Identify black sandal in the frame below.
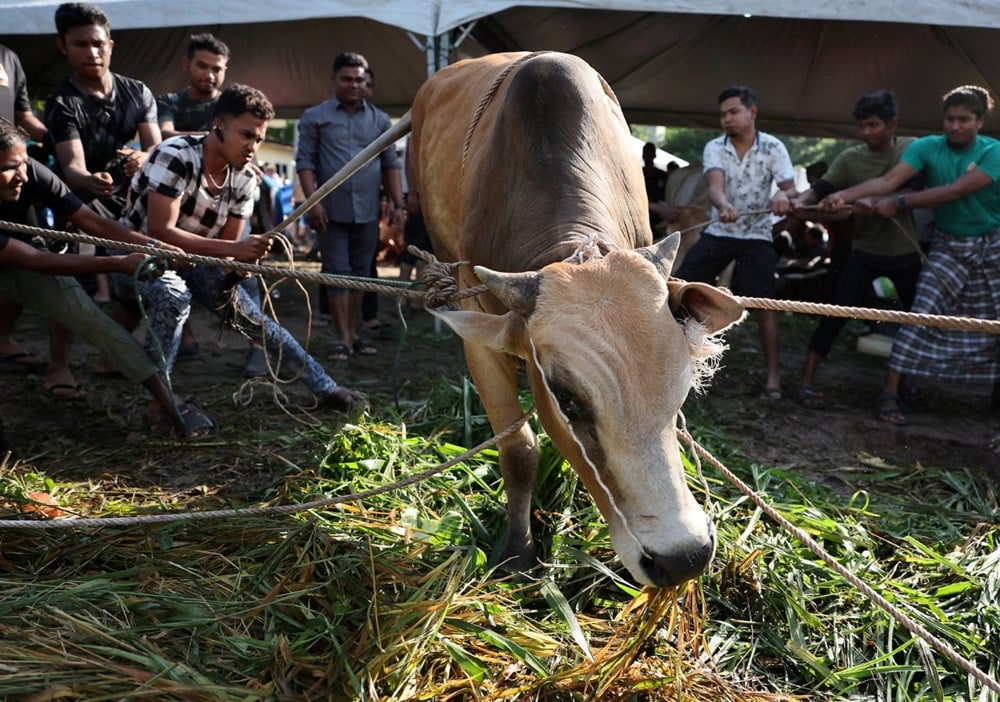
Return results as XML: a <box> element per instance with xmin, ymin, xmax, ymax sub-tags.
<box><xmin>150</xmin><ymin>401</ymin><xmax>218</xmax><ymax>439</ymax></box>
<box><xmin>352</xmin><ymin>338</ymin><xmax>377</xmax><ymax>356</ymax></box>
<box><xmin>876</xmin><ymin>392</ymin><xmax>908</xmax><ymax>426</ymax></box>
<box><xmin>329</xmin><ymin>342</ymin><xmax>352</xmax><ymax>361</ymax></box>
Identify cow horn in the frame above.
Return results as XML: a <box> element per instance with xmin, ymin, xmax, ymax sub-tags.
<box><xmin>474</xmin><ymin>266</ymin><xmax>541</xmax><ymax>318</ymax></box>
<box><xmin>635</xmin><ymin>231</ymin><xmax>681</xmax><ymax>279</ymax></box>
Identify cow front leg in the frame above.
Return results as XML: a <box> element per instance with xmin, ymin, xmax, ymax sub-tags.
<box><xmin>497</xmin><ymin>423</ymin><xmax>540</xmax><ymax>572</ymax></box>
<box><xmin>463</xmin><ymin>342</ymin><xmax>540</xmax><ymax>574</ymax></box>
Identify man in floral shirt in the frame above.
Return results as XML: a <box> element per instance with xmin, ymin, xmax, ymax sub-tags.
<box><xmin>675</xmin><ymin>85</ymin><xmax>796</xmax><ymax>400</ymax></box>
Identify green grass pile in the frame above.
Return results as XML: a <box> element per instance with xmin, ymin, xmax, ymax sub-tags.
<box><xmin>0</xmin><ymin>382</ymin><xmax>997</xmax><ymax>700</ymax></box>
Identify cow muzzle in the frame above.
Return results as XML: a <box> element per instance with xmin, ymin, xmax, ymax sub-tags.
<box><xmin>639</xmin><ymin>540</ymin><xmax>714</xmax><ymax>588</ymax></box>
<box><xmin>617</xmin><ymin>515</ymin><xmax>716</xmax><ymax>588</ymax></box>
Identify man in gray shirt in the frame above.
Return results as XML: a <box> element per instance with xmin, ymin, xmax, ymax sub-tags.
<box><xmin>295</xmin><ymin>52</ymin><xmax>403</xmax><ymax>361</ymax></box>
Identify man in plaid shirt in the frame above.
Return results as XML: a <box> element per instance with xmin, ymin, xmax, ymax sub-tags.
<box><xmin>112</xmin><ymin>84</ymin><xmax>364</xmax><ymax>428</ymax></box>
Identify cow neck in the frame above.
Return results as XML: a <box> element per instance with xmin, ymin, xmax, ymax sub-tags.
<box><xmin>526</xmin><ymin>335</ymin><xmax>650</xmax><ymax>560</ymax></box>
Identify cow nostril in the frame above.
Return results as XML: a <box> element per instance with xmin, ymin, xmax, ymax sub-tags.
<box><xmin>639</xmin><ymin>542</ymin><xmax>714</xmax><ymax>588</ymax></box>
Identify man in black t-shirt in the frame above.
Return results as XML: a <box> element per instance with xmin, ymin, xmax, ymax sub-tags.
<box><xmin>157</xmin><ymin>33</ymin><xmax>229</xmax><ymax>138</ymax></box>
<box><xmin>39</xmin><ymin>3</ymin><xmax>162</xmax><ymax>385</ymax></box>
<box><xmin>45</xmin><ymin>3</ymin><xmax>160</xmax><ymax>220</ymax></box>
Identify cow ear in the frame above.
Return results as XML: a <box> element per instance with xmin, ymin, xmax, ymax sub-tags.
<box><xmin>666</xmin><ymin>279</ymin><xmax>746</xmax><ymax>335</ymax></box>
<box><xmin>474</xmin><ymin>267</ymin><xmax>541</xmax><ymax>318</ymax></box>
<box><xmin>428</xmin><ymin>308</ymin><xmax>530</xmax><ymax>357</ymax></box>
<box><xmin>635</xmin><ymin>231</ymin><xmax>680</xmax><ymax>278</ymax></box>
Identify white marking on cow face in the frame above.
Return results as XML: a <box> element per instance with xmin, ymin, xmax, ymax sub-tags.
<box><xmin>520</xmin><ymin>250</ymin><xmax>716</xmax><ymax>587</ymax></box>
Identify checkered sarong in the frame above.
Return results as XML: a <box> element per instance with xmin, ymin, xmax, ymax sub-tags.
<box><xmin>889</xmin><ymin>227</ymin><xmax>1000</xmax><ymax>383</ymax></box>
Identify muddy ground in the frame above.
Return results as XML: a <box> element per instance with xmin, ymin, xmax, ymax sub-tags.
<box><xmin>2</xmin><ymin>261</ymin><xmax>999</xmax><ymax>495</ymax></box>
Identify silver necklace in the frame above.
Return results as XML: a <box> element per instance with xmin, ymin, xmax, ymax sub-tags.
<box><xmin>204</xmin><ymin>164</ymin><xmax>229</xmax><ymax>190</ymax></box>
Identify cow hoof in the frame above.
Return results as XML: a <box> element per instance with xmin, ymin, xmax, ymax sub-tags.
<box><xmin>494</xmin><ymin>548</ymin><xmax>540</xmax><ymax>579</ymax></box>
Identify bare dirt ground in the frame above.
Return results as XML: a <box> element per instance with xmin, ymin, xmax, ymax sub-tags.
<box><xmin>2</xmin><ymin>261</ymin><xmax>999</xmax><ymax>494</ymax></box>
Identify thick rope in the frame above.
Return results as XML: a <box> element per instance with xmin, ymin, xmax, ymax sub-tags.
<box><xmin>8</xmin><ymin>220</ymin><xmax>999</xmax><ymax>335</ymax></box>
<box><xmin>734</xmin><ymin>296</ymin><xmax>1000</xmax><ymax>333</ymax></box>
<box><xmin>0</xmin><ymin>407</ymin><xmax>535</xmax><ymax>529</ymax></box>
<box><xmin>0</xmin><ymin>220</ymin><xmax>449</xmax><ymax>302</ymax></box>
<box><xmin>407</xmin><ymin>244</ymin><xmax>486</xmax><ymax>308</ymax></box>
<box><xmin>662</xmin><ymin>206</ymin><xmax>1000</xmax><ymax>333</ymax></box>
<box><xmin>677</xmin><ymin>428</ymin><xmax>1000</xmax><ymax>695</ymax></box>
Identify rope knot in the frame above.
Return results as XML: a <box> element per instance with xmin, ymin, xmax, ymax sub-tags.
<box><xmin>409</xmin><ymin>245</ymin><xmax>467</xmax><ymax>309</ymax></box>
<box><xmin>563</xmin><ymin>233</ymin><xmax>603</xmax><ymax>264</ymax></box>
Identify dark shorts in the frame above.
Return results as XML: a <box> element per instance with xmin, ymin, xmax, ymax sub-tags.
<box><xmin>674</xmin><ymin>234</ymin><xmax>778</xmax><ymax>298</ymax></box>
<box><xmin>317</xmin><ymin>220</ymin><xmax>380</xmax><ymax>295</ymax></box>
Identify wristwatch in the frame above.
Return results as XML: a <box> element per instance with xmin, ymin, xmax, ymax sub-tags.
<box><xmin>895</xmin><ymin>194</ymin><xmax>908</xmax><ymax>209</ymax></box>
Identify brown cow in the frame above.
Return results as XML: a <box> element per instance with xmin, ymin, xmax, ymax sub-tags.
<box><xmin>407</xmin><ymin>52</ymin><xmax>745</xmax><ymax>587</ymax></box>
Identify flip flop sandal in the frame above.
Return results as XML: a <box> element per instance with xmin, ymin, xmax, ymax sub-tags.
<box><xmin>352</xmin><ymin>338</ymin><xmax>377</xmax><ymax>356</ymax></box>
<box><xmin>876</xmin><ymin>392</ymin><xmax>908</xmax><ymax>426</ymax></box>
<box><xmin>329</xmin><ymin>342</ymin><xmax>353</xmax><ymax>361</ymax></box>
<box><xmin>759</xmin><ymin>386</ymin><xmax>782</xmax><ymax>401</ymax></box>
<box><xmin>174</xmin><ymin>401</ymin><xmax>218</xmax><ymax>439</ymax></box>
<box><xmin>148</xmin><ymin>402</ymin><xmax>216</xmax><ymax>439</ymax></box>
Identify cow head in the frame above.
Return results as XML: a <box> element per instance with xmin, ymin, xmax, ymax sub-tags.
<box><xmin>431</xmin><ymin>234</ymin><xmax>745</xmax><ymax>587</ymax></box>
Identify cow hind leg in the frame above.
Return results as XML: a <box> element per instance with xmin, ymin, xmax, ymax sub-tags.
<box><xmin>463</xmin><ymin>342</ymin><xmax>541</xmax><ymax>574</ymax></box>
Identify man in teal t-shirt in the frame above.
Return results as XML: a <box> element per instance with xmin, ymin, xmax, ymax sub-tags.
<box><xmin>897</xmin><ymin>133</ymin><xmax>1000</xmax><ymax>237</ymax></box>
<box><xmin>820</xmin><ymin>84</ymin><xmax>1000</xmax><ymax>426</ymax></box>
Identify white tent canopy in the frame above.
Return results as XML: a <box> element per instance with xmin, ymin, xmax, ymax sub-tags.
<box><xmin>2</xmin><ymin>1</ymin><xmax>999</xmax><ymax>136</ymax></box>
<box><xmin>5</xmin><ymin>1</ymin><xmax>999</xmax><ymax>35</ymax></box>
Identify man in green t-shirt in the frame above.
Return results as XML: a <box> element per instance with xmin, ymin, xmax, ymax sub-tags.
<box><xmin>790</xmin><ymin>90</ymin><xmax>923</xmax><ymax>407</ymax></box>
<box><xmin>820</xmin><ymin>85</ymin><xmax>1000</xmax><ymax>426</ymax></box>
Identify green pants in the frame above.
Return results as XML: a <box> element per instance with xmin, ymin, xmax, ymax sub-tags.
<box><xmin>0</xmin><ymin>268</ymin><xmax>158</xmax><ymax>384</ymax></box>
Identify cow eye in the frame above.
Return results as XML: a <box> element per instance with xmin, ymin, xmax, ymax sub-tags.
<box><xmin>552</xmin><ymin>386</ymin><xmax>590</xmax><ymax>422</ymax></box>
